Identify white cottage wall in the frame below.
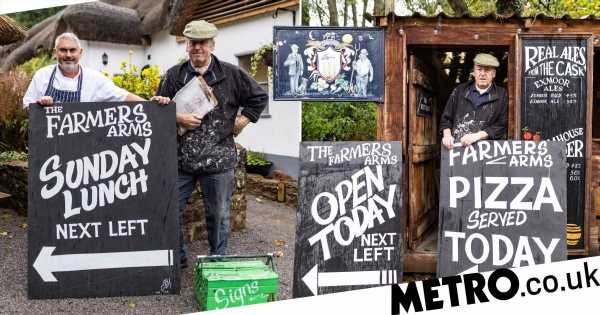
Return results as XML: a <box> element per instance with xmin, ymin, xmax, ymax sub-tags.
<box><xmin>79</xmin><ymin>40</ymin><xmax>145</xmax><ymax>75</ymax></box>
<box><xmin>145</xmin><ymin>29</ymin><xmax>187</xmax><ymax>74</ymax></box>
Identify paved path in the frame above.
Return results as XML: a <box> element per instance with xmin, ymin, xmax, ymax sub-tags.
<box><xmin>0</xmin><ymin>196</ymin><xmax>296</xmax><ymax>314</ymax></box>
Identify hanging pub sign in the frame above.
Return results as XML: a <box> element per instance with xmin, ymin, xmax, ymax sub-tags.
<box><xmin>518</xmin><ymin>35</ymin><xmax>592</xmax><ymax>251</ymax></box>
<box><xmin>437</xmin><ymin>141</ymin><xmax>567</xmax><ymax>277</ymax></box>
<box><xmin>293</xmin><ymin>141</ymin><xmax>403</xmax><ymax>297</ymax></box>
<box><xmin>273</xmin><ymin>26</ymin><xmax>384</xmax><ymax>102</ymax></box>
<box><xmin>27</xmin><ymin>102</ymin><xmax>179</xmax><ymax>299</ymax></box>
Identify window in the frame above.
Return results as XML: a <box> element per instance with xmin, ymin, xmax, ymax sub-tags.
<box><xmin>238</xmin><ymin>53</ymin><xmax>269</xmax><ymax>117</ymax></box>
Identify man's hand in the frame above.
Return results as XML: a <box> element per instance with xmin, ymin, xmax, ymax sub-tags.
<box><xmin>460</xmin><ymin>131</ymin><xmax>488</xmax><ymax>147</ymax></box>
<box><xmin>150</xmin><ymin>96</ymin><xmax>171</xmax><ymax>106</ymax></box>
<box><xmin>442</xmin><ymin>128</ymin><xmax>454</xmax><ymax>150</ymax></box>
<box><xmin>176</xmin><ymin>113</ymin><xmax>202</xmax><ymax>130</ymax></box>
<box><xmin>37</xmin><ymin>96</ymin><xmax>54</xmax><ymax>106</ymax></box>
<box><xmin>442</xmin><ymin>135</ymin><xmax>455</xmax><ymax>150</ymax></box>
<box><xmin>233</xmin><ymin>116</ymin><xmax>250</xmax><ymax>136</ymax></box>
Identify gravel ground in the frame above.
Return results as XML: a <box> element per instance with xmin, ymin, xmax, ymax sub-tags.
<box><xmin>0</xmin><ymin>195</ymin><xmax>296</xmax><ymax>314</ymax></box>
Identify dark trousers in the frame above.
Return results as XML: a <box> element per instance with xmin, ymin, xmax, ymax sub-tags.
<box><xmin>177</xmin><ymin>168</ymin><xmax>235</xmax><ymax>260</ymax></box>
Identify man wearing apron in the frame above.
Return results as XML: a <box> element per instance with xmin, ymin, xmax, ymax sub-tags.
<box><xmin>23</xmin><ymin>32</ymin><xmax>169</xmax><ymax>107</ymax></box>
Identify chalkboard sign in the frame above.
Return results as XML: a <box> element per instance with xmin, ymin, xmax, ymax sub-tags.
<box><xmin>273</xmin><ymin>27</ymin><xmax>384</xmax><ymax>102</ymax></box>
<box><xmin>519</xmin><ymin>36</ymin><xmax>591</xmax><ymax>250</ymax></box>
<box><xmin>293</xmin><ymin>142</ymin><xmax>403</xmax><ymax>297</ymax></box>
<box><xmin>438</xmin><ymin>141</ymin><xmax>567</xmax><ymax>277</ymax></box>
<box><xmin>28</xmin><ymin>102</ymin><xmax>179</xmax><ymax>299</ymax></box>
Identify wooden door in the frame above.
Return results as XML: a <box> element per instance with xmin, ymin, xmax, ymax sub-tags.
<box><xmin>406</xmin><ymin>55</ymin><xmax>439</xmax><ymax>250</ymax></box>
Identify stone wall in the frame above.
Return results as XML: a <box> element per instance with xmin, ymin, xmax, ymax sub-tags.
<box><xmin>183</xmin><ymin>145</ymin><xmax>247</xmax><ymax>242</ymax></box>
<box><xmin>0</xmin><ymin>160</ymin><xmax>27</xmax><ymax>216</ymax></box>
<box><xmin>246</xmin><ymin>172</ymin><xmax>297</xmax><ymax>208</ymax></box>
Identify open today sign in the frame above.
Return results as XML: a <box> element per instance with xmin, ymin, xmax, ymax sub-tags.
<box><xmin>437</xmin><ymin>141</ymin><xmax>567</xmax><ymax>277</ymax></box>
<box><xmin>294</xmin><ymin>141</ymin><xmax>403</xmax><ymax>297</ymax></box>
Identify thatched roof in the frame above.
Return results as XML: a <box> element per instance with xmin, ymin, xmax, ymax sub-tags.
<box><xmin>170</xmin><ymin>0</ymin><xmax>298</xmax><ymax>35</ymax></box>
<box><xmin>101</xmin><ymin>0</ymin><xmax>172</xmax><ymax>35</ymax></box>
<box><xmin>62</xmin><ymin>2</ymin><xmax>143</xmax><ymax>45</ymax></box>
<box><xmin>0</xmin><ymin>15</ymin><xmax>25</xmax><ymax>45</ymax></box>
<box><xmin>0</xmin><ymin>0</ymin><xmax>172</xmax><ymax>71</ymax></box>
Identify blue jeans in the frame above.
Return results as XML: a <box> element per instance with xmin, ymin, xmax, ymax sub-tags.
<box><xmin>177</xmin><ymin>169</ymin><xmax>235</xmax><ymax>259</ymax></box>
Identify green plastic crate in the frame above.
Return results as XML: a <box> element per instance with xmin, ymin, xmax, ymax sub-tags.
<box><xmin>195</xmin><ymin>254</ymin><xmax>279</xmax><ymax>311</ymax></box>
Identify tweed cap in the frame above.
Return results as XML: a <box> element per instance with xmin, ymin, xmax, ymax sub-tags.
<box><xmin>473</xmin><ymin>53</ymin><xmax>499</xmax><ymax>67</ymax></box>
<box><xmin>183</xmin><ymin>20</ymin><xmax>218</xmax><ymax>40</ymax></box>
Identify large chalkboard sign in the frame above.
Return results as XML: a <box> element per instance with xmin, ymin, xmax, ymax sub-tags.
<box><xmin>293</xmin><ymin>142</ymin><xmax>402</xmax><ymax>297</ymax></box>
<box><xmin>519</xmin><ymin>35</ymin><xmax>591</xmax><ymax>250</ymax></box>
<box><xmin>438</xmin><ymin>141</ymin><xmax>567</xmax><ymax>277</ymax></box>
<box><xmin>28</xmin><ymin>102</ymin><xmax>179</xmax><ymax>299</ymax></box>
<box><xmin>273</xmin><ymin>26</ymin><xmax>384</xmax><ymax>102</ymax></box>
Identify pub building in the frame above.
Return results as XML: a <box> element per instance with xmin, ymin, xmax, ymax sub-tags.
<box><xmin>374</xmin><ymin>12</ymin><xmax>600</xmax><ymax>273</ymax></box>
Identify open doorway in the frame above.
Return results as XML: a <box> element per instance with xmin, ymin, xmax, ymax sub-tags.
<box><xmin>405</xmin><ymin>47</ymin><xmax>510</xmax><ymax>262</ymax></box>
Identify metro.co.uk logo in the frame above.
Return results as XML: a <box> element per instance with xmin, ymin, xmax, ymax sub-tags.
<box><xmin>391</xmin><ymin>259</ymin><xmax>600</xmax><ymax>314</ymax></box>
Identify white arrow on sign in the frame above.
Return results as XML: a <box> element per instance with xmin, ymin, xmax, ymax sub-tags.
<box><xmin>33</xmin><ymin>246</ymin><xmax>174</xmax><ymax>282</ymax></box>
<box><xmin>302</xmin><ymin>264</ymin><xmax>398</xmax><ymax>296</ymax></box>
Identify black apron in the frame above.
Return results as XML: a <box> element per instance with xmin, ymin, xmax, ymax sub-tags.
<box><xmin>44</xmin><ymin>65</ymin><xmax>83</xmax><ymax>102</ymax></box>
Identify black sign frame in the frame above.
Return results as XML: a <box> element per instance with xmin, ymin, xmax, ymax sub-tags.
<box><xmin>515</xmin><ymin>33</ymin><xmax>593</xmax><ymax>255</ymax></box>
<box><xmin>293</xmin><ymin>141</ymin><xmax>403</xmax><ymax>298</ymax></box>
<box><xmin>27</xmin><ymin>101</ymin><xmax>180</xmax><ymax>299</ymax></box>
<box><xmin>273</xmin><ymin>26</ymin><xmax>385</xmax><ymax>102</ymax></box>
<box><xmin>437</xmin><ymin>141</ymin><xmax>568</xmax><ymax>277</ymax></box>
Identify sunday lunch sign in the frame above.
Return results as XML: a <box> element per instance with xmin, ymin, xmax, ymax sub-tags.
<box><xmin>438</xmin><ymin>141</ymin><xmax>567</xmax><ymax>277</ymax></box>
<box><xmin>27</xmin><ymin>101</ymin><xmax>179</xmax><ymax>299</ymax></box>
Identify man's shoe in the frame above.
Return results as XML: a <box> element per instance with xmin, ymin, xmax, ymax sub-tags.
<box><xmin>181</xmin><ymin>257</ymin><xmax>189</xmax><ymax>269</ymax></box>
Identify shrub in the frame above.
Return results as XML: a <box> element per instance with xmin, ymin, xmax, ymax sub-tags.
<box><xmin>246</xmin><ymin>151</ymin><xmax>270</xmax><ymax>166</ymax></box>
<box><xmin>0</xmin><ymin>151</ymin><xmax>27</xmax><ymax>163</ymax></box>
<box><xmin>0</xmin><ymin>70</ymin><xmax>30</xmax><ymax>152</ymax></box>
<box><xmin>110</xmin><ymin>59</ymin><xmax>161</xmax><ymax>99</ymax></box>
<box><xmin>301</xmin><ymin>101</ymin><xmax>377</xmax><ymax>141</ymax></box>
<box><xmin>16</xmin><ymin>53</ymin><xmax>56</xmax><ymax>77</ymax></box>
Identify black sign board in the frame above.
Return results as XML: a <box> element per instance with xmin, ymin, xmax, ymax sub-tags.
<box><xmin>28</xmin><ymin>102</ymin><xmax>179</xmax><ymax>299</ymax></box>
<box><xmin>273</xmin><ymin>27</ymin><xmax>384</xmax><ymax>102</ymax></box>
<box><xmin>416</xmin><ymin>87</ymin><xmax>433</xmax><ymax>117</ymax></box>
<box><xmin>519</xmin><ymin>36</ymin><xmax>591</xmax><ymax>250</ymax></box>
<box><xmin>438</xmin><ymin>141</ymin><xmax>567</xmax><ymax>277</ymax></box>
<box><xmin>293</xmin><ymin>141</ymin><xmax>403</xmax><ymax>297</ymax></box>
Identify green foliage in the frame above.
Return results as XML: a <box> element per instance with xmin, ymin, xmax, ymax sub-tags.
<box><xmin>250</xmin><ymin>43</ymin><xmax>273</xmax><ymax>77</ymax></box>
<box><xmin>246</xmin><ymin>151</ymin><xmax>271</xmax><ymax>166</ymax></box>
<box><xmin>302</xmin><ymin>102</ymin><xmax>377</xmax><ymax>141</ymax></box>
<box><xmin>16</xmin><ymin>53</ymin><xmax>56</xmax><ymax>77</ymax></box>
<box><xmin>400</xmin><ymin>0</ymin><xmax>600</xmax><ymax>17</ymax></box>
<box><xmin>0</xmin><ymin>151</ymin><xmax>27</xmax><ymax>163</ymax></box>
<box><xmin>522</xmin><ymin>0</ymin><xmax>600</xmax><ymax>17</ymax></box>
<box><xmin>109</xmin><ymin>56</ymin><xmax>161</xmax><ymax>99</ymax></box>
<box><xmin>8</xmin><ymin>6</ymin><xmax>65</xmax><ymax>29</ymax></box>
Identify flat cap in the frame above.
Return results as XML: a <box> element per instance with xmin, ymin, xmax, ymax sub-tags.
<box><xmin>473</xmin><ymin>53</ymin><xmax>499</xmax><ymax>67</ymax></box>
<box><xmin>183</xmin><ymin>20</ymin><xmax>217</xmax><ymax>40</ymax></box>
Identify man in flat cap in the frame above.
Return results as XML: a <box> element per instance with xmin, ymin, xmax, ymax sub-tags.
<box><xmin>157</xmin><ymin>20</ymin><xmax>268</xmax><ymax>267</ymax></box>
<box><xmin>440</xmin><ymin>53</ymin><xmax>507</xmax><ymax>149</ymax></box>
